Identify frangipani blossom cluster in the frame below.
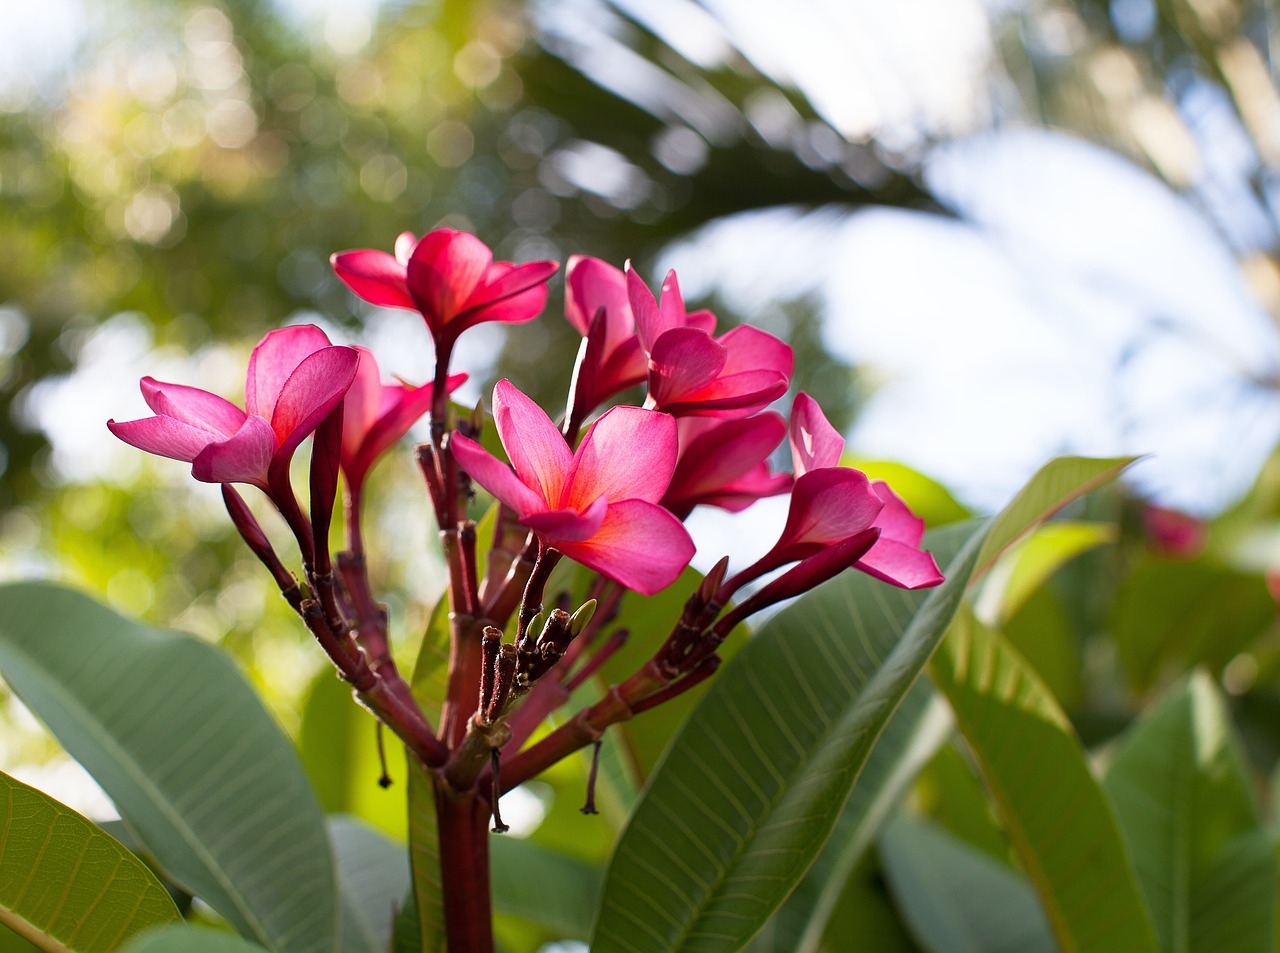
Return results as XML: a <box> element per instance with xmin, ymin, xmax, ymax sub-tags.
<box><xmin>109</xmin><ymin>225</ymin><xmax>942</xmax><ymax>855</ymax></box>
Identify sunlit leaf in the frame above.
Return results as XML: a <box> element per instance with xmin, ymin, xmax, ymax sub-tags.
<box><xmin>930</xmin><ymin>608</ymin><xmax>1158</xmax><ymax>953</ymax></box>
<box><xmin>0</xmin><ymin>770</ymin><xmax>181</xmax><ymax>953</ymax></box>
<box><xmin>0</xmin><ymin>582</ymin><xmax>337</xmax><ymax>953</ymax></box>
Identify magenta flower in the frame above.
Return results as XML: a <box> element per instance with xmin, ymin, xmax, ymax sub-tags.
<box><xmin>661</xmin><ymin>413</ymin><xmax>791</xmax><ymax>519</ymax></box>
<box><xmin>760</xmin><ymin>392</ymin><xmax>942</xmax><ymax>590</ymax></box>
<box><xmin>108</xmin><ymin>325</ymin><xmax>358</xmax><ymax>494</ymax></box>
<box><xmin>627</xmin><ymin>266</ymin><xmax>793</xmax><ymax>417</ymax></box>
<box><xmin>330</xmin><ymin>229</ymin><xmax>558</xmax><ymax>357</ymax></box>
<box><xmin>449</xmin><ymin>380</ymin><xmax>695</xmax><ymax>595</ymax></box>
<box><xmin>563</xmin><ymin>256</ymin><xmax>648</xmax><ymax>419</ymax></box>
<box><xmin>341</xmin><ymin>346</ymin><xmax>467</xmax><ymax>495</ymax></box>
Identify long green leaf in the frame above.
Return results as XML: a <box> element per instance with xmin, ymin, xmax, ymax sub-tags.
<box><xmin>1103</xmin><ymin>672</ymin><xmax>1275</xmax><ymax>953</ymax></box>
<box><xmin>929</xmin><ymin>609</ymin><xmax>1159</xmax><ymax>953</ymax></box>
<box><xmin>328</xmin><ymin>817</ymin><xmax>410</xmax><ymax>953</ymax></box>
<box><xmin>0</xmin><ymin>582</ymin><xmax>338</xmax><ymax>953</ymax></box>
<box><xmin>590</xmin><ymin>522</ymin><xmax>986</xmax><ymax>953</ymax></box>
<box><xmin>0</xmin><ymin>770</ymin><xmax>181</xmax><ymax>952</ymax></box>
<box><xmin>974</xmin><ymin>456</ymin><xmax>1134</xmax><ymax>579</ymax></box>
<box><xmin>878</xmin><ymin>816</ymin><xmax>1055</xmax><ymax>953</ymax></box>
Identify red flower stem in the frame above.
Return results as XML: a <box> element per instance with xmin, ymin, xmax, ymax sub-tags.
<box><xmin>434</xmin><ymin>782</ymin><xmax>495</xmax><ymax>953</ymax></box>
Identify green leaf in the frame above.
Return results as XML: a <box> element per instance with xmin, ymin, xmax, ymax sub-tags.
<box><xmin>589</xmin><ymin>521</ymin><xmax>986</xmax><ymax>953</ymax></box>
<box><xmin>0</xmin><ymin>582</ymin><xmax>338</xmax><ymax>953</ymax></box>
<box><xmin>976</xmin><ymin>520</ymin><xmax>1115</xmax><ymax>625</ymax></box>
<box><xmin>878</xmin><ymin>816</ymin><xmax>1055</xmax><ymax>953</ymax></box>
<box><xmin>1104</xmin><ymin>672</ymin><xmax>1275</xmax><ymax>953</ymax></box>
<box><xmin>974</xmin><ymin>456</ymin><xmax>1135</xmax><ymax>579</ymax></box>
<box><xmin>490</xmin><ymin>837</ymin><xmax>601</xmax><ymax>939</ymax></box>
<box><xmin>328</xmin><ymin>816</ymin><xmax>410</xmax><ymax>953</ymax></box>
<box><xmin>118</xmin><ymin>926</ymin><xmax>271</xmax><ymax>953</ymax></box>
<box><xmin>929</xmin><ymin>609</ymin><xmax>1159</xmax><ymax>953</ymax></box>
<box><xmin>748</xmin><ymin>685</ymin><xmax>952</xmax><ymax>953</ymax></box>
<box><xmin>0</xmin><ymin>769</ymin><xmax>181</xmax><ymax>952</ymax></box>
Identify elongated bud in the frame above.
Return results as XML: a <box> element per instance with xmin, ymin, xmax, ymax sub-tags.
<box><xmin>569</xmin><ymin>599</ymin><xmax>597</xmax><ymax>638</ymax></box>
<box><xmin>223</xmin><ymin>484</ymin><xmax>300</xmax><ymax>595</ymax></box>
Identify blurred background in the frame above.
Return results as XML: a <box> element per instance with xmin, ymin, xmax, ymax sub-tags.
<box><xmin>4</xmin><ymin>0</ymin><xmax>1280</xmax><ymax>854</ymax></box>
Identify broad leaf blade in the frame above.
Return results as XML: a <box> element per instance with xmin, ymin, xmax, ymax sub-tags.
<box><xmin>1104</xmin><ymin>672</ymin><xmax>1275</xmax><ymax>953</ymax></box>
<box><xmin>590</xmin><ymin>522</ymin><xmax>986</xmax><ymax>953</ymax></box>
<box><xmin>0</xmin><ymin>582</ymin><xmax>338</xmax><ymax>953</ymax></box>
<box><xmin>929</xmin><ymin>609</ymin><xmax>1159</xmax><ymax>953</ymax></box>
<box><xmin>0</xmin><ymin>770</ymin><xmax>181</xmax><ymax>953</ymax></box>
<box><xmin>974</xmin><ymin>456</ymin><xmax>1134</xmax><ymax>579</ymax></box>
<box><xmin>878</xmin><ymin>816</ymin><xmax>1055</xmax><ymax>953</ymax></box>
<box><xmin>329</xmin><ymin>816</ymin><xmax>410</xmax><ymax>953</ymax></box>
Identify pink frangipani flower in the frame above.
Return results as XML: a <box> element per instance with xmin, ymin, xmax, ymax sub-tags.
<box><xmin>331</xmin><ymin>229</ymin><xmax>558</xmax><ymax>357</ymax></box>
<box><xmin>109</xmin><ymin>325</ymin><xmax>358</xmax><ymax>493</ymax></box>
<box><xmin>661</xmin><ymin>413</ymin><xmax>791</xmax><ymax>519</ymax></box>
<box><xmin>627</xmin><ymin>266</ymin><xmax>793</xmax><ymax>418</ymax></box>
<box><xmin>563</xmin><ymin>256</ymin><xmax>648</xmax><ymax>420</ymax></box>
<box><xmin>450</xmin><ymin>380</ymin><xmax>695</xmax><ymax>595</ymax></box>
<box><xmin>341</xmin><ymin>346</ymin><xmax>467</xmax><ymax>495</ymax></box>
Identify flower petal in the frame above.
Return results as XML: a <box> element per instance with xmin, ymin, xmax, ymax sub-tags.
<box><xmin>190</xmin><ymin>414</ymin><xmax>277</xmax><ymax>486</ymax></box>
<box><xmin>790</xmin><ymin>392</ymin><xmax>844</xmax><ymax>476</ymax></box>
<box><xmin>567</xmin><ymin>406</ymin><xmax>678</xmax><ymax>508</ymax></box>
<box><xmin>107</xmin><ymin>415</ymin><xmax>223</xmax><ymax>463</ymax></box>
<box><xmin>647</xmin><ymin>327</ymin><xmax>726</xmax><ymax>408</ymax></box>
<box><xmin>450</xmin><ymin>432</ymin><xmax>546</xmax><ymax>516</ymax></box>
<box><xmin>521</xmin><ymin>496</ymin><xmax>609</xmax><ymax>543</ymax></box>
<box><xmin>140</xmin><ymin>377</ymin><xmax>246</xmax><ymax>438</ymax></box>
<box><xmin>244</xmin><ymin>325</ymin><xmax>335</xmax><ymax>420</ymax></box>
<box><xmin>775</xmin><ymin>467</ymin><xmax>884</xmax><ymax>554</ymax></box>
<box><xmin>855</xmin><ymin>538</ymin><xmax>944</xmax><ymax>589</ymax></box>
<box><xmin>556</xmin><ymin>499</ymin><xmax>695</xmax><ymax>595</ymax></box>
<box><xmin>269</xmin><ymin>346</ymin><xmax>360</xmax><ymax>459</ymax></box>
<box><xmin>330</xmin><ymin>249</ymin><xmax>416</xmax><ymax>310</ymax></box>
<box><xmin>405</xmin><ymin>229</ymin><xmax>493</xmax><ymax>329</ymax></box>
<box><xmin>491</xmin><ymin>379</ymin><xmax>572</xmax><ymax>507</ymax></box>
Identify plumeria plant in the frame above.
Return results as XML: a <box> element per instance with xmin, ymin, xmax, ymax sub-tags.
<box><xmin>0</xmin><ymin>227</ymin><xmax>1169</xmax><ymax>953</ymax></box>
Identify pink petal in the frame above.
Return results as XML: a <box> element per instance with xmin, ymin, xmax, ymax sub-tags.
<box><xmin>556</xmin><ymin>499</ymin><xmax>695</xmax><ymax>595</ymax></box>
<box><xmin>491</xmin><ymin>379</ymin><xmax>572</xmax><ymax>507</ymax></box>
<box><xmin>450</xmin><ymin>432</ymin><xmax>546</xmax><ymax>516</ymax></box>
<box><xmin>244</xmin><ymin>325</ymin><xmax>335</xmax><ymax>420</ymax></box>
<box><xmin>856</xmin><ymin>538</ymin><xmax>944</xmax><ymax>589</ymax></box>
<box><xmin>870</xmin><ymin>480</ymin><xmax>926</xmax><ymax>547</ymax></box>
<box><xmin>717</xmin><ymin>325</ymin><xmax>794</xmax><ymax>379</ymax></box>
<box><xmin>349</xmin><ymin>372</ymin><xmax>467</xmax><ymax>484</ymax></box>
<box><xmin>465</xmin><ymin>260</ymin><xmax>559</xmax><ymax>313</ymax></box>
<box><xmin>566</xmin><ymin>256</ymin><xmax>631</xmax><ymax>343</ymax></box>
<box><xmin>394</xmin><ymin>231</ymin><xmax>418</xmax><ymax>265</ymax></box>
<box><xmin>790</xmin><ymin>393</ymin><xmax>844</xmax><ymax>476</ymax></box>
<box><xmin>566</xmin><ymin>406</ymin><xmax>679</xmax><ymax>508</ymax></box>
<box><xmin>776</xmin><ymin>467</ymin><xmax>884</xmax><ymax>553</ymax></box>
<box><xmin>669</xmin><ymin>414</ymin><xmax>786</xmax><ymax>501</ymax></box>
<box><xmin>521</xmin><ymin>496</ymin><xmax>609</xmax><ymax>543</ymax></box>
<box><xmin>140</xmin><ymin>377</ymin><xmax>246</xmax><ymax>438</ymax></box>
<box><xmin>647</xmin><ymin>328</ymin><xmax>726</xmax><ymax>407</ymax></box>
<box><xmin>190</xmin><ymin>414</ymin><xmax>277</xmax><ymax>487</ymax></box>
<box><xmin>405</xmin><ymin>229</ymin><xmax>493</xmax><ymax>330</ymax></box>
<box><xmin>107</xmin><ymin>415</ymin><xmax>224</xmax><ymax>464</ymax></box>
<box><xmin>269</xmin><ymin>346</ymin><xmax>360</xmax><ymax>458</ymax></box>
<box><xmin>341</xmin><ymin>348</ymin><xmax>385</xmax><ymax>464</ymax></box>
<box><xmin>330</xmin><ymin>249</ymin><xmax>416</xmax><ymax>311</ymax></box>
<box><xmin>626</xmin><ymin>264</ymin><xmax>665</xmax><ymax>353</ymax></box>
